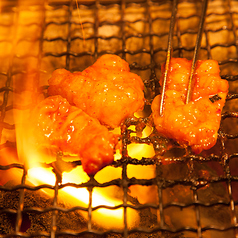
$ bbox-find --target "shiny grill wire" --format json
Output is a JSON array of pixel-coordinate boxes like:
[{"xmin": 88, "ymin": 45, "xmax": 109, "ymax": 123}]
[{"xmin": 0, "ymin": 0, "xmax": 238, "ymax": 237}]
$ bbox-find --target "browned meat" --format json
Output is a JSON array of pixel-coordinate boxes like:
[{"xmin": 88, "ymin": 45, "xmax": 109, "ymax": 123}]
[
  {"xmin": 48, "ymin": 54, "xmax": 145, "ymax": 128},
  {"xmin": 152, "ymin": 58, "xmax": 229, "ymax": 154},
  {"xmin": 30, "ymin": 95, "xmax": 118, "ymax": 175}
]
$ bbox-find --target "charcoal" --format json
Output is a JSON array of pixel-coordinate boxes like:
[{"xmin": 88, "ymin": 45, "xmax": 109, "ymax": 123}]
[{"xmin": 0, "ymin": 189, "xmax": 88, "ymax": 237}]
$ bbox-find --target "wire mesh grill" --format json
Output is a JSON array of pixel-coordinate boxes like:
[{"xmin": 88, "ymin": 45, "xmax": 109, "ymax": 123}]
[{"xmin": 0, "ymin": 0, "xmax": 238, "ymax": 237}]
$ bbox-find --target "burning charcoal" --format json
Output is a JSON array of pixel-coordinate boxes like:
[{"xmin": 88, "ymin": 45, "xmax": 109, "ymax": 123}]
[
  {"xmin": 0, "ymin": 190, "xmax": 30, "ymax": 234},
  {"xmin": 0, "ymin": 189, "xmax": 89, "ymax": 236},
  {"xmin": 0, "ymin": 213, "xmax": 14, "ymax": 235}
]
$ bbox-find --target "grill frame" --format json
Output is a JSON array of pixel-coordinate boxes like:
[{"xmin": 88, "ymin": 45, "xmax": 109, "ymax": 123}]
[{"xmin": 0, "ymin": 0, "xmax": 238, "ymax": 237}]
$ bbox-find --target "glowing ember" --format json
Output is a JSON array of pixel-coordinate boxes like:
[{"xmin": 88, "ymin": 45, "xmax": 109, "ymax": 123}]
[{"xmin": 27, "ymin": 166, "xmax": 139, "ymax": 230}]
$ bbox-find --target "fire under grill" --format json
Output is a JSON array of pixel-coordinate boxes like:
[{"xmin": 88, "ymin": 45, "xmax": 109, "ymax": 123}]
[{"xmin": 1, "ymin": 0, "xmax": 238, "ymax": 237}]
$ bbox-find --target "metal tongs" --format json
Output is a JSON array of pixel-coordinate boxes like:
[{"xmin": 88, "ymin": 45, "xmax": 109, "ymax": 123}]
[{"xmin": 159, "ymin": 0, "xmax": 209, "ymax": 116}]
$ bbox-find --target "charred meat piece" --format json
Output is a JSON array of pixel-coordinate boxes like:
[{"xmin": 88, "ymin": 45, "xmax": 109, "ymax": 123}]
[
  {"xmin": 31, "ymin": 95, "xmax": 118, "ymax": 175},
  {"xmin": 152, "ymin": 58, "xmax": 229, "ymax": 154},
  {"xmin": 48, "ymin": 54, "xmax": 145, "ymax": 128}
]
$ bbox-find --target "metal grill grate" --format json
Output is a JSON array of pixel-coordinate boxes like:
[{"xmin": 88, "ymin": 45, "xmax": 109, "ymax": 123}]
[{"xmin": 0, "ymin": 0, "xmax": 238, "ymax": 237}]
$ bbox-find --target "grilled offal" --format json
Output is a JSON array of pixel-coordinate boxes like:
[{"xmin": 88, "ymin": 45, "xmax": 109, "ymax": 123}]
[
  {"xmin": 152, "ymin": 58, "xmax": 229, "ymax": 154},
  {"xmin": 48, "ymin": 54, "xmax": 145, "ymax": 128},
  {"xmin": 31, "ymin": 95, "xmax": 118, "ymax": 175},
  {"xmin": 31, "ymin": 54, "xmax": 145, "ymax": 175}
]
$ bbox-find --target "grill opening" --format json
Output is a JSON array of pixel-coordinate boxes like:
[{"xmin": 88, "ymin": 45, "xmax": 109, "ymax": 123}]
[{"xmin": 0, "ymin": 0, "xmax": 238, "ymax": 237}]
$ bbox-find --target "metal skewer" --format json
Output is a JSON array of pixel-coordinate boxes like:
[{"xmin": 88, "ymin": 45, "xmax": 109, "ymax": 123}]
[
  {"xmin": 185, "ymin": 0, "xmax": 209, "ymax": 104},
  {"xmin": 159, "ymin": 0, "xmax": 178, "ymax": 116},
  {"xmin": 160, "ymin": 0, "xmax": 209, "ymax": 115}
]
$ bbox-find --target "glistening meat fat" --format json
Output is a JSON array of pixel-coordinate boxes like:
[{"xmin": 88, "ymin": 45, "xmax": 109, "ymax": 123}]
[
  {"xmin": 30, "ymin": 54, "xmax": 146, "ymax": 175},
  {"xmin": 31, "ymin": 95, "xmax": 118, "ymax": 175},
  {"xmin": 152, "ymin": 58, "xmax": 229, "ymax": 154},
  {"xmin": 48, "ymin": 54, "xmax": 145, "ymax": 128}
]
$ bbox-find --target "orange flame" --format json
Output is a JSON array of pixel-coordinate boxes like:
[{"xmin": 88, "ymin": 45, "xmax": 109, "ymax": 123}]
[
  {"xmin": 0, "ymin": 1, "xmax": 157, "ymax": 230},
  {"xmin": 12, "ymin": 86, "xmax": 155, "ymax": 229},
  {"xmin": 27, "ymin": 165, "xmax": 139, "ymax": 230},
  {"xmin": 13, "ymin": 79, "xmax": 141, "ymax": 229}
]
